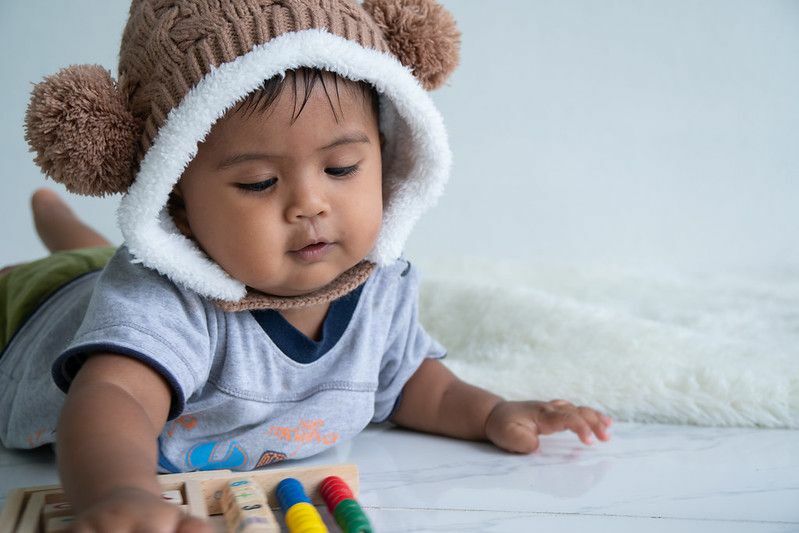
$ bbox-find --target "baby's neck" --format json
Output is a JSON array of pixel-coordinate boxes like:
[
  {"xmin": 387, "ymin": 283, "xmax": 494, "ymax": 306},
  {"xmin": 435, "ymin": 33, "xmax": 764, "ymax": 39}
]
[{"xmin": 278, "ymin": 301, "xmax": 331, "ymax": 342}]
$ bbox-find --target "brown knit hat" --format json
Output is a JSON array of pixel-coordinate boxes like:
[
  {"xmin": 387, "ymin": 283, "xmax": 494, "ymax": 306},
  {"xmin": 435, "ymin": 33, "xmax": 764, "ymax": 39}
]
[{"xmin": 24, "ymin": 0, "xmax": 460, "ymax": 310}]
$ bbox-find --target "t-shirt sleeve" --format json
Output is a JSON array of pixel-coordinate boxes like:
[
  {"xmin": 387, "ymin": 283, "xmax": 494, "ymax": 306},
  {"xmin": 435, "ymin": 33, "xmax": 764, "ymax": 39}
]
[
  {"xmin": 51, "ymin": 246, "xmax": 213, "ymax": 421},
  {"xmin": 372, "ymin": 260, "xmax": 447, "ymax": 423}
]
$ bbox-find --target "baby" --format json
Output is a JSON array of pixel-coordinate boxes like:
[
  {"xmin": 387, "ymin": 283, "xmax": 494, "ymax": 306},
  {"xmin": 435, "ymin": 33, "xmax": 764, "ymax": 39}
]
[{"xmin": 1, "ymin": 0, "xmax": 611, "ymax": 531}]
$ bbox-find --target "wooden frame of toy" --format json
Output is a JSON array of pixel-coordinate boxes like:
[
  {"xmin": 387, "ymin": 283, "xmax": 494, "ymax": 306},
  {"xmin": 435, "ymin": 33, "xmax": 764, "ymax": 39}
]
[{"xmin": 0, "ymin": 463, "xmax": 372, "ymax": 532}]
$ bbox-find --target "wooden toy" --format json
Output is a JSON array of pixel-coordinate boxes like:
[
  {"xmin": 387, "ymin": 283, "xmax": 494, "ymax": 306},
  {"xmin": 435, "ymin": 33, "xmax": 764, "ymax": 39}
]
[
  {"xmin": 0, "ymin": 463, "xmax": 360, "ymax": 533},
  {"xmin": 221, "ymin": 477, "xmax": 279, "ymax": 532}
]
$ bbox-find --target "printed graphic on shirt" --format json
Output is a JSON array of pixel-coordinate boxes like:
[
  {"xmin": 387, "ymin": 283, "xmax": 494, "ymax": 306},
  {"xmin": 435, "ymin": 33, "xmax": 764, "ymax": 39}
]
[
  {"xmin": 166, "ymin": 415, "xmax": 198, "ymax": 438},
  {"xmin": 186, "ymin": 440, "xmax": 249, "ymax": 470},
  {"xmin": 26, "ymin": 428, "xmax": 55, "ymax": 448},
  {"xmin": 268, "ymin": 418, "xmax": 340, "ymax": 458},
  {"xmin": 255, "ymin": 450, "xmax": 288, "ymax": 468}
]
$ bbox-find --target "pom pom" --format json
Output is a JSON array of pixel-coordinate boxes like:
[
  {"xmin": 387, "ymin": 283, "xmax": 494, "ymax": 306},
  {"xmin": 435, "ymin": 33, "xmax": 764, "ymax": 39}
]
[
  {"xmin": 24, "ymin": 64, "xmax": 141, "ymax": 197},
  {"xmin": 362, "ymin": 0, "xmax": 461, "ymax": 90}
]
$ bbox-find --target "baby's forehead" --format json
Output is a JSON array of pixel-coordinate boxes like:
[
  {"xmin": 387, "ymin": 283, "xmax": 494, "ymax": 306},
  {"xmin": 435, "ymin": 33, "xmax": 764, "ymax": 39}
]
[
  {"xmin": 193, "ymin": 77, "xmax": 379, "ymax": 160},
  {"xmin": 242, "ymin": 69, "xmax": 375, "ymax": 111},
  {"xmin": 216, "ymin": 72, "xmax": 378, "ymax": 132}
]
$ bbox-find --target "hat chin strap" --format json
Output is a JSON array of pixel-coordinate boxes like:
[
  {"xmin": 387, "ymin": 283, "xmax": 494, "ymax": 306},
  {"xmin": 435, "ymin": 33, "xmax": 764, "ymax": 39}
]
[{"xmin": 210, "ymin": 260, "xmax": 376, "ymax": 312}]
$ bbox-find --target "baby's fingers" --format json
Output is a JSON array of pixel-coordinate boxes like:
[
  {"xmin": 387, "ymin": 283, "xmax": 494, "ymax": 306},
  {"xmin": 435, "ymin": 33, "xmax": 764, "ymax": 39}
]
[
  {"xmin": 564, "ymin": 413, "xmax": 595, "ymax": 445},
  {"xmin": 177, "ymin": 515, "xmax": 215, "ymax": 533},
  {"xmin": 538, "ymin": 409, "xmax": 598, "ymax": 445},
  {"xmin": 578, "ymin": 407, "xmax": 612, "ymax": 442}
]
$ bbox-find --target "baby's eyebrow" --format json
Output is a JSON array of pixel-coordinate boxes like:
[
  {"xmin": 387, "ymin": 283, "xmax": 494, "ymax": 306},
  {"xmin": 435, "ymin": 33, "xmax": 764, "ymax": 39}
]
[{"xmin": 216, "ymin": 131, "xmax": 371, "ymax": 170}]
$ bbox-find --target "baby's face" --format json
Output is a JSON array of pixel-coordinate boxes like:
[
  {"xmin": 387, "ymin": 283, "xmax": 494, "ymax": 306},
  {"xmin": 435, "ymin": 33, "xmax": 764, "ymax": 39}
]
[{"xmin": 174, "ymin": 75, "xmax": 383, "ymax": 297}]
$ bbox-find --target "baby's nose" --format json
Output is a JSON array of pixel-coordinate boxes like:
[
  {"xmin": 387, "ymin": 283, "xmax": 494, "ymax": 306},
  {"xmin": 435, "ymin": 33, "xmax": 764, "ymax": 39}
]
[{"xmin": 285, "ymin": 182, "xmax": 330, "ymax": 221}]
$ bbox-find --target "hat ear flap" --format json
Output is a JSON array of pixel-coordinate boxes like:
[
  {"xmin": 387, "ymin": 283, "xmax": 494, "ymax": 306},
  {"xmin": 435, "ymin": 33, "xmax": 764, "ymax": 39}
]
[
  {"xmin": 362, "ymin": 0, "xmax": 461, "ymax": 91},
  {"xmin": 24, "ymin": 64, "xmax": 141, "ymax": 197}
]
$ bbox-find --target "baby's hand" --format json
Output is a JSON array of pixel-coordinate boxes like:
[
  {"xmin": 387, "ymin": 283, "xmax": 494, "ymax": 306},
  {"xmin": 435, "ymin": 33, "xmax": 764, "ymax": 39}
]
[
  {"xmin": 484, "ymin": 399, "xmax": 612, "ymax": 453},
  {"xmin": 70, "ymin": 486, "xmax": 213, "ymax": 532}
]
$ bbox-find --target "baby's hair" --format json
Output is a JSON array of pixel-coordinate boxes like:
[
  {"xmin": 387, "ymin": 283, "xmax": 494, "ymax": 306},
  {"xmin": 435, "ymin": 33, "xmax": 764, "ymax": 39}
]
[{"xmin": 232, "ymin": 67, "xmax": 380, "ymax": 124}]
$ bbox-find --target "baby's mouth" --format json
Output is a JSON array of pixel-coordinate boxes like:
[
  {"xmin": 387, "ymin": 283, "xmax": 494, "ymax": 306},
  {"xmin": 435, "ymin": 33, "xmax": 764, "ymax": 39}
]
[
  {"xmin": 297, "ymin": 242, "xmax": 329, "ymax": 252},
  {"xmin": 290, "ymin": 242, "xmax": 335, "ymax": 262},
  {"xmin": 290, "ymin": 237, "xmax": 333, "ymax": 252}
]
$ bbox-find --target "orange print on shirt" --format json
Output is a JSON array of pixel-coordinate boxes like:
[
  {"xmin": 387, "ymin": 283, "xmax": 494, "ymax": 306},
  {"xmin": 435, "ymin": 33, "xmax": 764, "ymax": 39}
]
[
  {"xmin": 26, "ymin": 428, "xmax": 54, "ymax": 448},
  {"xmin": 166, "ymin": 415, "xmax": 198, "ymax": 438},
  {"xmin": 268, "ymin": 419, "xmax": 340, "ymax": 457}
]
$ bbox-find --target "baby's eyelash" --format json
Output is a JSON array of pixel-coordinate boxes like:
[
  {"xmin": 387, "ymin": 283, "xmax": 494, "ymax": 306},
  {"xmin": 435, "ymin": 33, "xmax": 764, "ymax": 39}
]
[
  {"xmin": 326, "ymin": 165, "xmax": 360, "ymax": 177},
  {"xmin": 236, "ymin": 166, "xmax": 360, "ymax": 194},
  {"xmin": 237, "ymin": 177, "xmax": 277, "ymax": 193}
]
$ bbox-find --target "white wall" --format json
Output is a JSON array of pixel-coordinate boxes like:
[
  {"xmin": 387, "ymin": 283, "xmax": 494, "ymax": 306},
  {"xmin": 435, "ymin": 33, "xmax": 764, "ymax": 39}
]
[{"xmin": 2, "ymin": 1, "xmax": 797, "ymax": 274}]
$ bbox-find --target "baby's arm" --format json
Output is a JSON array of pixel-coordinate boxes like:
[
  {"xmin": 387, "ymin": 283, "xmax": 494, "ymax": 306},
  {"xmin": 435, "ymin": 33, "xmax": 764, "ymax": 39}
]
[
  {"xmin": 56, "ymin": 353, "xmax": 211, "ymax": 532},
  {"xmin": 390, "ymin": 358, "xmax": 612, "ymax": 453}
]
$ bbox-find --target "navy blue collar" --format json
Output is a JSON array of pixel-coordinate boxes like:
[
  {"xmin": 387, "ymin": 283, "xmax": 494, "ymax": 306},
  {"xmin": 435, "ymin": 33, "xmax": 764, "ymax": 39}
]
[{"xmin": 249, "ymin": 282, "xmax": 365, "ymax": 364}]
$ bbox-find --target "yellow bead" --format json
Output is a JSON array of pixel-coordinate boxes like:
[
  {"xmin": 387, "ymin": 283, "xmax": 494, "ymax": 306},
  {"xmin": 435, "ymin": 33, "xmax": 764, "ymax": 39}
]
[{"xmin": 284, "ymin": 502, "xmax": 327, "ymax": 532}]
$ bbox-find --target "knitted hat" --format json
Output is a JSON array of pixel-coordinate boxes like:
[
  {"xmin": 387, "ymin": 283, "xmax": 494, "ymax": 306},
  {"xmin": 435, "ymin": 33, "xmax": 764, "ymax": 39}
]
[{"xmin": 24, "ymin": 0, "xmax": 460, "ymax": 310}]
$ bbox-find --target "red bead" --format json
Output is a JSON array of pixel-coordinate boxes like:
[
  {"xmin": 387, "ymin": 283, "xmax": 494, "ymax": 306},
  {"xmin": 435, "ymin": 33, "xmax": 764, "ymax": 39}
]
[{"xmin": 320, "ymin": 475, "xmax": 354, "ymax": 514}]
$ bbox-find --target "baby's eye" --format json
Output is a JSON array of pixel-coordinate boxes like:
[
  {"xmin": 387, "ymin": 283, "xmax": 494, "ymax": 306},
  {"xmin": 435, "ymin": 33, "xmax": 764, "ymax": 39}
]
[
  {"xmin": 326, "ymin": 165, "xmax": 359, "ymax": 177},
  {"xmin": 237, "ymin": 177, "xmax": 277, "ymax": 193}
]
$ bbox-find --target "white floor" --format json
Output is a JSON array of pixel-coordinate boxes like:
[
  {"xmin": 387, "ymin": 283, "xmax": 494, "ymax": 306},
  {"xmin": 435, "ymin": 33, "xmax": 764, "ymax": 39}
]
[{"xmin": 1, "ymin": 422, "xmax": 797, "ymax": 532}]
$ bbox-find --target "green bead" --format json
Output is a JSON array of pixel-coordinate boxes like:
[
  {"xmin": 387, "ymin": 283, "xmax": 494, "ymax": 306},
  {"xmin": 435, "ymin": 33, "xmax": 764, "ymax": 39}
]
[{"xmin": 333, "ymin": 499, "xmax": 372, "ymax": 533}]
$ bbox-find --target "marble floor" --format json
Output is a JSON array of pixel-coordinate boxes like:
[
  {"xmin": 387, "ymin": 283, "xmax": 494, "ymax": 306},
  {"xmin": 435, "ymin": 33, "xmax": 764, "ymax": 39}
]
[{"xmin": 1, "ymin": 422, "xmax": 797, "ymax": 532}]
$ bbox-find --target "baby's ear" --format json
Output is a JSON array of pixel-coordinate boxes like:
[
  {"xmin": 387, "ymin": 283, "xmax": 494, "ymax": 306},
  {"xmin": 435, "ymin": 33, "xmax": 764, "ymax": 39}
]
[
  {"xmin": 170, "ymin": 182, "xmax": 184, "ymax": 200},
  {"xmin": 166, "ymin": 185, "xmax": 193, "ymax": 240}
]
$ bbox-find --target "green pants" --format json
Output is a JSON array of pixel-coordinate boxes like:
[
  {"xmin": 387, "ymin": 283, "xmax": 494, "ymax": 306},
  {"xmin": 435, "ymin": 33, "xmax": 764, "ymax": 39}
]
[{"xmin": 0, "ymin": 246, "xmax": 117, "ymax": 351}]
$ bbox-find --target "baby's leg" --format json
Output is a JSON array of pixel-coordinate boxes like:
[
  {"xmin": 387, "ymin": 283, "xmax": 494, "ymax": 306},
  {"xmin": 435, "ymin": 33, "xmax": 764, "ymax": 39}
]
[
  {"xmin": 0, "ymin": 264, "xmax": 22, "ymax": 276},
  {"xmin": 30, "ymin": 188, "xmax": 112, "ymax": 253}
]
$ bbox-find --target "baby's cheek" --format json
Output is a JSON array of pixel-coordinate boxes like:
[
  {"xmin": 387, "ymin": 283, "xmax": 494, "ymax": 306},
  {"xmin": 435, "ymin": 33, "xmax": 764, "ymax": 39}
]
[
  {"xmin": 342, "ymin": 195, "xmax": 381, "ymax": 249},
  {"xmin": 359, "ymin": 209, "xmax": 382, "ymax": 255}
]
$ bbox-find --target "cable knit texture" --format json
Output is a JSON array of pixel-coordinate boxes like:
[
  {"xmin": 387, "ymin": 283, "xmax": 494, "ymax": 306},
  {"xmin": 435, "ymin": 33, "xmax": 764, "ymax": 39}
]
[
  {"xmin": 119, "ymin": 0, "xmax": 396, "ymax": 183},
  {"xmin": 25, "ymin": 0, "xmax": 461, "ymax": 197}
]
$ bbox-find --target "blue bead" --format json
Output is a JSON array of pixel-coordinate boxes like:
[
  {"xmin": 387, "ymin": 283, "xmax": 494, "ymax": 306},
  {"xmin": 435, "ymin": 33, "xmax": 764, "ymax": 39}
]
[{"xmin": 276, "ymin": 477, "xmax": 311, "ymax": 511}]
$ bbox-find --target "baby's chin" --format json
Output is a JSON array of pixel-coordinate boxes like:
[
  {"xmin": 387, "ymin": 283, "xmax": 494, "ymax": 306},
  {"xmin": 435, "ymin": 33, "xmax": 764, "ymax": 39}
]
[{"xmin": 246, "ymin": 266, "xmax": 351, "ymax": 297}]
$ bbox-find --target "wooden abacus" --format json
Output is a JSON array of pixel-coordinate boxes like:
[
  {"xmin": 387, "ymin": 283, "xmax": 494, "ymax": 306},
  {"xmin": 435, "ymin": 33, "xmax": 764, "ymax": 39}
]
[{"xmin": 0, "ymin": 463, "xmax": 360, "ymax": 532}]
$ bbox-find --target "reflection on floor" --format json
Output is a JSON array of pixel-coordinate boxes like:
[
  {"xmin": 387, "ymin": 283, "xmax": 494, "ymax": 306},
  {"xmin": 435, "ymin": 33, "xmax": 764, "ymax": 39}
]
[{"xmin": 2, "ymin": 422, "xmax": 797, "ymax": 532}]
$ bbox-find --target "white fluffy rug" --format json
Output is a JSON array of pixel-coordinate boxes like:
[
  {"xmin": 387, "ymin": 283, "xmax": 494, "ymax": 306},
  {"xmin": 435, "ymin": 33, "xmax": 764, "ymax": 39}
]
[{"xmin": 416, "ymin": 257, "xmax": 799, "ymax": 429}]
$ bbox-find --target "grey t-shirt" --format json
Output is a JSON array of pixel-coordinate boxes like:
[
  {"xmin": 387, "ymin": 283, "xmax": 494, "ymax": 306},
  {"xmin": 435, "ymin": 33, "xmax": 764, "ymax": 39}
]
[{"xmin": 0, "ymin": 245, "xmax": 446, "ymax": 472}]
